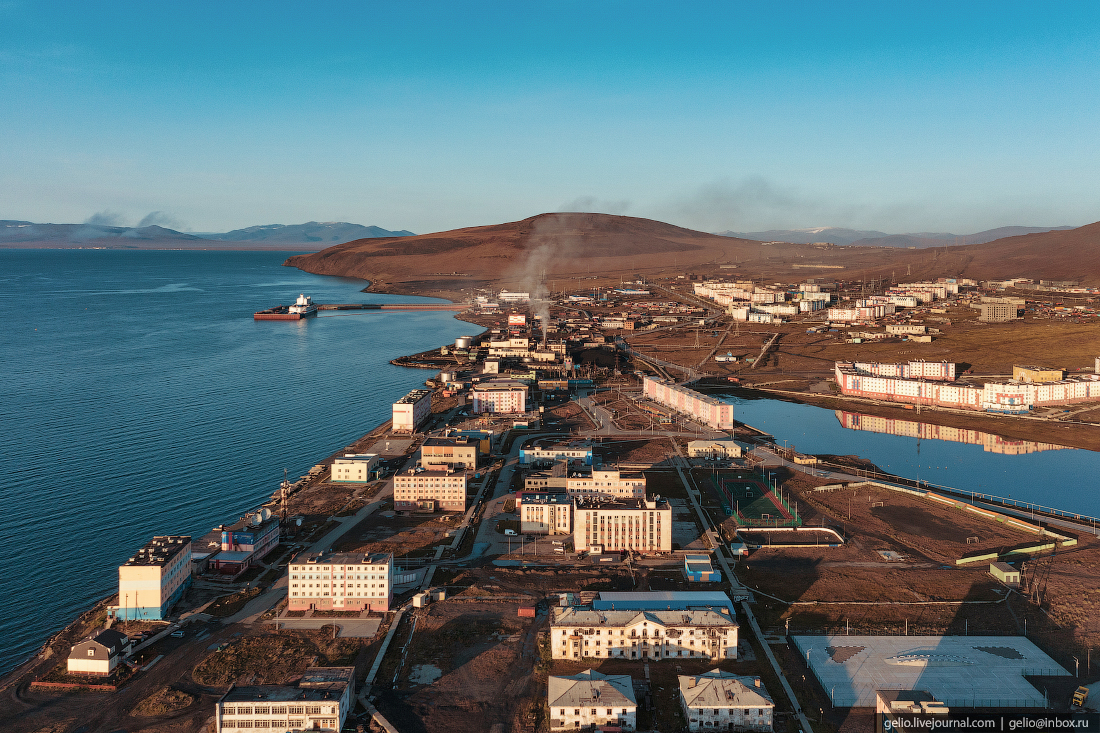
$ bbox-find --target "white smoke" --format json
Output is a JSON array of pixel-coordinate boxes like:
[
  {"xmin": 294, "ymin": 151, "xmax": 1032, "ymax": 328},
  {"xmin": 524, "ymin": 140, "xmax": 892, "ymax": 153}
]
[{"xmin": 510, "ymin": 214, "xmax": 586, "ymax": 343}]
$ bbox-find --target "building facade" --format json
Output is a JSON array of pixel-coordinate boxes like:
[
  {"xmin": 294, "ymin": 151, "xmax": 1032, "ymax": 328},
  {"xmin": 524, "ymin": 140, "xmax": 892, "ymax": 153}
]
[
  {"xmin": 517, "ymin": 491, "xmax": 574, "ymax": 535},
  {"xmin": 211, "ymin": 512, "xmax": 280, "ymax": 577},
  {"xmin": 393, "ymin": 468, "xmax": 467, "ymax": 512},
  {"xmin": 573, "ymin": 497, "xmax": 672, "ymax": 554},
  {"xmin": 287, "ymin": 552, "xmax": 392, "ymax": 612},
  {"xmin": 548, "ymin": 669, "xmax": 637, "ymax": 731},
  {"xmin": 330, "ymin": 453, "xmax": 379, "ymax": 482},
  {"xmin": 520, "ymin": 445, "xmax": 594, "ymax": 465},
  {"xmin": 215, "ymin": 667, "xmax": 354, "ymax": 733},
  {"xmin": 687, "ymin": 440, "xmax": 743, "ymax": 459},
  {"xmin": 115, "ymin": 535, "xmax": 192, "ymax": 620},
  {"xmin": 67, "ymin": 629, "xmax": 131, "ymax": 676},
  {"xmin": 679, "ymin": 669, "xmax": 774, "ymax": 732},
  {"xmin": 472, "ymin": 380, "xmax": 529, "ymax": 414},
  {"xmin": 642, "ymin": 376, "xmax": 735, "ymax": 430},
  {"xmin": 552, "ymin": 607, "xmax": 738, "ymax": 661},
  {"xmin": 392, "ymin": 389, "xmax": 433, "ymax": 432},
  {"xmin": 420, "ymin": 436, "xmax": 478, "ymax": 470}
]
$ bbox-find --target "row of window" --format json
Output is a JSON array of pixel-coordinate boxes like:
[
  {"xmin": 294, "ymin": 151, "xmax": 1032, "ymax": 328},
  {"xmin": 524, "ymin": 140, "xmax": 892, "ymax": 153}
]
[
  {"xmin": 220, "ymin": 720, "xmax": 337, "ymax": 729},
  {"xmin": 291, "ymin": 583, "xmax": 386, "ymax": 588},
  {"xmin": 222, "ymin": 704, "xmax": 332, "ymax": 714},
  {"xmin": 291, "ymin": 591, "xmax": 385, "ymax": 597},
  {"xmin": 559, "ymin": 627, "xmax": 727, "ymax": 637},
  {"xmin": 557, "ymin": 708, "xmax": 631, "ymax": 716},
  {"xmin": 692, "ymin": 708, "xmax": 768, "ymax": 716},
  {"xmin": 289, "ymin": 573, "xmax": 386, "ymax": 579}
]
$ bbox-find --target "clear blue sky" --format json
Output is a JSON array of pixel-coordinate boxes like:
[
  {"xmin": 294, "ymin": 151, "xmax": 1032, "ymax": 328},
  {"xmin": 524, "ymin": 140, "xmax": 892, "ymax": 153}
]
[{"xmin": 2, "ymin": 1, "xmax": 1098, "ymax": 234}]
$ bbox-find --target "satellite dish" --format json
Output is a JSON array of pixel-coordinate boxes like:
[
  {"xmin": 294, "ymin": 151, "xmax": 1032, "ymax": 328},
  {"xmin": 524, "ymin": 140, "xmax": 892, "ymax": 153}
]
[
  {"xmin": 251, "ymin": 513, "xmax": 263, "ymax": 526},
  {"xmin": 261, "ymin": 508, "xmax": 272, "ymax": 521},
  {"xmin": 296, "ymin": 517, "xmax": 303, "ymax": 527}
]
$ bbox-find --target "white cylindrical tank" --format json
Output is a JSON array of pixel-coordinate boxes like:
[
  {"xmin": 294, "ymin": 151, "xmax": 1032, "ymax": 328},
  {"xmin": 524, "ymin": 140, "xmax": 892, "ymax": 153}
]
[{"xmin": 455, "ymin": 336, "xmax": 474, "ymax": 349}]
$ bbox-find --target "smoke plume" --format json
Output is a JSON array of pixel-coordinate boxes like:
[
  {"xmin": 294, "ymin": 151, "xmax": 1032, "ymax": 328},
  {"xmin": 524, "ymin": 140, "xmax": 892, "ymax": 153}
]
[{"xmin": 138, "ymin": 211, "xmax": 188, "ymax": 230}]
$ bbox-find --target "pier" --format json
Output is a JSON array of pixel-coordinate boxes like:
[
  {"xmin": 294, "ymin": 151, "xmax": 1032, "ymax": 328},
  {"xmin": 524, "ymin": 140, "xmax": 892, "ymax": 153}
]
[{"xmin": 318, "ymin": 303, "xmax": 467, "ymax": 311}]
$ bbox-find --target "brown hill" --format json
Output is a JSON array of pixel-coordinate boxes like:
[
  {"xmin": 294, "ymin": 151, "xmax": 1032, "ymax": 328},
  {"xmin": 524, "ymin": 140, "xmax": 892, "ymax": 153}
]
[{"xmin": 285, "ymin": 213, "xmax": 1100, "ymax": 298}]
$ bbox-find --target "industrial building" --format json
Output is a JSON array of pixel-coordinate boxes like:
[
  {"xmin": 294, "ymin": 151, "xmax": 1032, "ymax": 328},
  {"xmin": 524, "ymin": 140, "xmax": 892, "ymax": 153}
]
[
  {"xmin": 687, "ymin": 439, "xmax": 743, "ymax": 459},
  {"xmin": 990, "ymin": 561, "xmax": 1021, "ymax": 587},
  {"xmin": 287, "ymin": 552, "xmax": 393, "ymax": 612},
  {"xmin": 330, "ymin": 453, "xmax": 379, "ymax": 483},
  {"xmin": 573, "ymin": 496, "xmax": 672, "ymax": 553},
  {"xmin": 113, "ymin": 535, "xmax": 192, "ymax": 621},
  {"xmin": 643, "ymin": 376, "xmax": 735, "ymax": 430},
  {"xmin": 210, "ymin": 510, "xmax": 280, "ymax": 578},
  {"xmin": 420, "ymin": 436, "xmax": 478, "ymax": 470},
  {"xmin": 679, "ymin": 669, "xmax": 774, "ymax": 732},
  {"xmin": 214, "ymin": 667, "xmax": 355, "ymax": 733},
  {"xmin": 393, "ymin": 467, "xmax": 468, "ymax": 512},
  {"xmin": 551, "ymin": 606, "xmax": 738, "ymax": 660},
  {"xmin": 67, "ymin": 629, "xmax": 131, "ymax": 676},
  {"xmin": 471, "ymin": 379, "xmax": 528, "ymax": 414},
  {"xmin": 548, "ymin": 669, "xmax": 637, "ymax": 731},
  {"xmin": 392, "ymin": 388, "xmax": 433, "ymax": 432}
]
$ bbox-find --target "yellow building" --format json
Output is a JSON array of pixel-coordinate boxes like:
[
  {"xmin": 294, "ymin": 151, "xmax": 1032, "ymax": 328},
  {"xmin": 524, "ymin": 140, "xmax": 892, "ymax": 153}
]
[{"xmin": 1012, "ymin": 365, "xmax": 1065, "ymax": 383}]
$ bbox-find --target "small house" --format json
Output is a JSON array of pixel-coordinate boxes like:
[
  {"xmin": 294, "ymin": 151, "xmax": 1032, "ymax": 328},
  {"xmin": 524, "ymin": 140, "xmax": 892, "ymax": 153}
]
[
  {"xmin": 683, "ymin": 554, "xmax": 719, "ymax": 582},
  {"xmin": 67, "ymin": 629, "xmax": 131, "ymax": 676},
  {"xmin": 990, "ymin": 562, "xmax": 1020, "ymax": 587}
]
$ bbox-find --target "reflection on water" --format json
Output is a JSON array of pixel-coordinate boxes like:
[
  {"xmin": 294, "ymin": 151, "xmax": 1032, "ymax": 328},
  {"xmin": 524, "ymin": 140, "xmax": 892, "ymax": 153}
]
[{"xmin": 835, "ymin": 410, "xmax": 1070, "ymax": 455}]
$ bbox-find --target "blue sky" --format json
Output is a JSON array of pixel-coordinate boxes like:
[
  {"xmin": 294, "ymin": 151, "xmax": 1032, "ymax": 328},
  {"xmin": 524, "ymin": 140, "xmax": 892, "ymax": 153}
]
[{"xmin": 2, "ymin": 1, "xmax": 1098, "ymax": 234}]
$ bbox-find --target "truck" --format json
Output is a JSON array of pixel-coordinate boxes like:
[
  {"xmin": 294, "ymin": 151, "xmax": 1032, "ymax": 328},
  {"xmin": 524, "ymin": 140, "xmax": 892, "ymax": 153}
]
[{"xmin": 1072, "ymin": 686, "xmax": 1089, "ymax": 710}]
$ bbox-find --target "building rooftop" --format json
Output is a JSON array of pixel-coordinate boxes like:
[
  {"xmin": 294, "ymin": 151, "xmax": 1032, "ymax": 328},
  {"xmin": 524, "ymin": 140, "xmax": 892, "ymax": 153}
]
[
  {"xmin": 397, "ymin": 467, "xmax": 466, "ymax": 478},
  {"xmin": 423, "ymin": 436, "xmax": 474, "ymax": 448},
  {"xmin": 548, "ymin": 669, "xmax": 636, "ymax": 709},
  {"xmin": 291, "ymin": 551, "xmax": 392, "ymax": 567},
  {"xmin": 122, "ymin": 535, "xmax": 190, "ymax": 567},
  {"xmin": 395, "ymin": 389, "xmax": 431, "ymax": 404},
  {"xmin": 517, "ymin": 490, "xmax": 572, "ymax": 505},
  {"xmin": 554, "ymin": 607, "xmax": 736, "ymax": 628},
  {"xmin": 593, "ymin": 591, "xmax": 735, "ymax": 615},
  {"xmin": 334, "ymin": 453, "xmax": 378, "ymax": 462},
  {"xmin": 574, "ymin": 497, "xmax": 668, "ymax": 510},
  {"xmin": 679, "ymin": 669, "xmax": 773, "ymax": 709}
]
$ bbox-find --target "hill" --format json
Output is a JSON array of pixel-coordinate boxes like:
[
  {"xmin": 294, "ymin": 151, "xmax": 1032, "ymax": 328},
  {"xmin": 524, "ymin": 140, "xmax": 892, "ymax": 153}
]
[
  {"xmin": 287, "ymin": 213, "xmax": 1100, "ymax": 297},
  {"xmin": 722, "ymin": 225, "xmax": 1074, "ymax": 248},
  {"xmin": 208, "ymin": 221, "xmax": 414, "ymax": 244}
]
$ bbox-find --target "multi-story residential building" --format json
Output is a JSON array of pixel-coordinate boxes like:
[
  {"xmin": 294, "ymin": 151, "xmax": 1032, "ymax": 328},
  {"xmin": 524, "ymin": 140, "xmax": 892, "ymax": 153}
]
[
  {"xmin": 642, "ymin": 376, "xmax": 735, "ymax": 430},
  {"xmin": 215, "ymin": 667, "xmax": 354, "ymax": 733},
  {"xmin": 114, "ymin": 535, "xmax": 192, "ymax": 620},
  {"xmin": 679, "ymin": 669, "xmax": 774, "ymax": 732},
  {"xmin": 472, "ymin": 380, "xmax": 528, "ymax": 413},
  {"xmin": 573, "ymin": 497, "xmax": 672, "ymax": 554},
  {"xmin": 67, "ymin": 629, "xmax": 131, "ymax": 676},
  {"xmin": 517, "ymin": 491, "xmax": 574, "ymax": 535},
  {"xmin": 287, "ymin": 551, "xmax": 392, "ymax": 612},
  {"xmin": 330, "ymin": 453, "xmax": 379, "ymax": 482},
  {"xmin": 393, "ymin": 468, "xmax": 467, "ymax": 512},
  {"xmin": 524, "ymin": 465, "xmax": 646, "ymax": 500},
  {"xmin": 551, "ymin": 606, "xmax": 738, "ymax": 661},
  {"xmin": 210, "ymin": 511, "xmax": 280, "ymax": 578},
  {"xmin": 548, "ymin": 669, "xmax": 637, "ymax": 731},
  {"xmin": 519, "ymin": 445, "xmax": 593, "ymax": 465},
  {"xmin": 392, "ymin": 389, "xmax": 433, "ymax": 432},
  {"xmin": 420, "ymin": 436, "xmax": 478, "ymax": 471}
]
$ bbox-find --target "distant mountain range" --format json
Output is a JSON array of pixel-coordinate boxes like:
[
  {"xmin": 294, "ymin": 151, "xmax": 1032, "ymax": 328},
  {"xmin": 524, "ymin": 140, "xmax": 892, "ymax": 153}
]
[
  {"xmin": 717, "ymin": 225, "xmax": 1075, "ymax": 248},
  {"xmin": 0, "ymin": 220, "xmax": 414, "ymax": 249}
]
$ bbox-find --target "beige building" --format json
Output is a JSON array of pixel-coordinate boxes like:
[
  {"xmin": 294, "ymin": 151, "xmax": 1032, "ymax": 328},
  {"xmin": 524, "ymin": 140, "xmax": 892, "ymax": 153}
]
[
  {"xmin": 548, "ymin": 669, "xmax": 637, "ymax": 731},
  {"xmin": 472, "ymin": 379, "xmax": 528, "ymax": 413},
  {"xmin": 574, "ymin": 497, "xmax": 672, "ymax": 554},
  {"xmin": 67, "ymin": 629, "xmax": 131, "ymax": 676},
  {"xmin": 393, "ymin": 468, "xmax": 467, "ymax": 511},
  {"xmin": 330, "ymin": 453, "xmax": 379, "ymax": 483},
  {"xmin": 525, "ymin": 464, "xmax": 646, "ymax": 501},
  {"xmin": 287, "ymin": 551, "xmax": 392, "ymax": 612},
  {"xmin": 215, "ymin": 667, "xmax": 354, "ymax": 733},
  {"xmin": 551, "ymin": 607, "xmax": 738, "ymax": 661},
  {"xmin": 420, "ymin": 436, "xmax": 478, "ymax": 470},
  {"xmin": 1012, "ymin": 365, "xmax": 1065, "ymax": 383},
  {"xmin": 679, "ymin": 669, "xmax": 774, "ymax": 732},
  {"xmin": 687, "ymin": 440, "xmax": 743, "ymax": 459},
  {"xmin": 976, "ymin": 301, "xmax": 1021, "ymax": 322},
  {"xmin": 113, "ymin": 535, "xmax": 192, "ymax": 621},
  {"xmin": 517, "ymin": 491, "xmax": 574, "ymax": 535}
]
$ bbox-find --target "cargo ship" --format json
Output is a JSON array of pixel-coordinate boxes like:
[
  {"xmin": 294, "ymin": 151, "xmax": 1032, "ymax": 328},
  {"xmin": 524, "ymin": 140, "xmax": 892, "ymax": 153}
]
[{"xmin": 254, "ymin": 294, "xmax": 319, "ymax": 321}]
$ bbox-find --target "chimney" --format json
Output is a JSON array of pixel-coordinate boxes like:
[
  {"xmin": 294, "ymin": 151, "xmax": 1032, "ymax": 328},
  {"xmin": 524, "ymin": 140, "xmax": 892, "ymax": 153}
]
[{"xmin": 755, "ymin": 677, "xmax": 761, "ymax": 688}]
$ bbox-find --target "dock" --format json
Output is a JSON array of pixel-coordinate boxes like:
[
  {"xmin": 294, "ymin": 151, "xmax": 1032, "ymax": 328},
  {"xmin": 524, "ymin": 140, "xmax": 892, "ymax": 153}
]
[{"xmin": 254, "ymin": 302, "xmax": 467, "ymax": 320}]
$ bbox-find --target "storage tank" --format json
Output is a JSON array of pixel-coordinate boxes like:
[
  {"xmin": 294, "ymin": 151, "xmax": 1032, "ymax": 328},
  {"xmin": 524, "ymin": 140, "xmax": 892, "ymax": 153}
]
[{"xmin": 455, "ymin": 335, "xmax": 474, "ymax": 349}]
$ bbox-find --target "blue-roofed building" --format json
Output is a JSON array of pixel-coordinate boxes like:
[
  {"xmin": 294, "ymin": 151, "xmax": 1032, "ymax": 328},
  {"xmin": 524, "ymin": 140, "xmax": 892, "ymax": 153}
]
[{"xmin": 592, "ymin": 591, "xmax": 735, "ymax": 616}]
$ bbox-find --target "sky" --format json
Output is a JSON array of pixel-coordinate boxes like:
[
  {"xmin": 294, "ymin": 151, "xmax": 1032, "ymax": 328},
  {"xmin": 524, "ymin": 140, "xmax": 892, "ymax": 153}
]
[{"xmin": 2, "ymin": 1, "xmax": 1099, "ymax": 235}]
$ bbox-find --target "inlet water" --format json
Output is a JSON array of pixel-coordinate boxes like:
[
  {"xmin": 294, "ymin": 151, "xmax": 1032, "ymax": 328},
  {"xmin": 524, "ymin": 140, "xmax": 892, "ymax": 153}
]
[{"xmin": 0, "ymin": 249, "xmax": 472, "ymax": 674}]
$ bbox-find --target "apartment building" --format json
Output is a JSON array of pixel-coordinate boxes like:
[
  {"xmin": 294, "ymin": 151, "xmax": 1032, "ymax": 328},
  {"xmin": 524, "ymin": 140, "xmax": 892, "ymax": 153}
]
[
  {"xmin": 393, "ymin": 468, "xmax": 468, "ymax": 512},
  {"xmin": 517, "ymin": 491, "xmax": 574, "ymax": 535},
  {"xmin": 523, "ymin": 465, "xmax": 646, "ymax": 501},
  {"xmin": 330, "ymin": 453, "xmax": 379, "ymax": 483},
  {"xmin": 519, "ymin": 444, "xmax": 594, "ymax": 465},
  {"xmin": 679, "ymin": 669, "xmax": 774, "ymax": 732},
  {"xmin": 573, "ymin": 497, "xmax": 672, "ymax": 554},
  {"xmin": 215, "ymin": 667, "xmax": 354, "ymax": 733},
  {"xmin": 420, "ymin": 436, "xmax": 478, "ymax": 471},
  {"xmin": 392, "ymin": 389, "xmax": 433, "ymax": 432},
  {"xmin": 551, "ymin": 606, "xmax": 738, "ymax": 661},
  {"xmin": 114, "ymin": 535, "xmax": 192, "ymax": 621},
  {"xmin": 548, "ymin": 669, "xmax": 637, "ymax": 731},
  {"xmin": 472, "ymin": 379, "xmax": 528, "ymax": 414},
  {"xmin": 287, "ymin": 551, "xmax": 392, "ymax": 612}
]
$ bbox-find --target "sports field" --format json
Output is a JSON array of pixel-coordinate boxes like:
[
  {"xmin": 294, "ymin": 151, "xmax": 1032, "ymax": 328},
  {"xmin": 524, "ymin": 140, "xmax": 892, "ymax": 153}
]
[{"xmin": 717, "ymin": 476, "xmax": 797, "ymax": 526}]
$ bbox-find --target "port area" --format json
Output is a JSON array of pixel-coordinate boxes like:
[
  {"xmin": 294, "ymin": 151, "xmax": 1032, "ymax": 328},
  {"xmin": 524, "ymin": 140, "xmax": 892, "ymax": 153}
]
[{"xmin": 255, "ymin": 302, "xmax": 468, "ymax": 319}]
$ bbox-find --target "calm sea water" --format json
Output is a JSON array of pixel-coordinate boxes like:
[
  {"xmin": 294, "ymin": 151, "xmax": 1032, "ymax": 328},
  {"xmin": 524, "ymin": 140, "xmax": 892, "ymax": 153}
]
[
  {"xmin": 0, "ymin": 249, "xmax": 473, "ymax": 674},
  {"xmin": 721, "ymin": 393, "xmax": 1100, "ymax": 517}
]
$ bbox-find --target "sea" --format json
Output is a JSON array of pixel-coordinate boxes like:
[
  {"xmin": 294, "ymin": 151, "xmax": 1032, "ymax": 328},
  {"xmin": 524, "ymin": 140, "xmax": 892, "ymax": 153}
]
[{"xmin": 0, "ymin": 249, "xmax": 473, "ymax": 675}]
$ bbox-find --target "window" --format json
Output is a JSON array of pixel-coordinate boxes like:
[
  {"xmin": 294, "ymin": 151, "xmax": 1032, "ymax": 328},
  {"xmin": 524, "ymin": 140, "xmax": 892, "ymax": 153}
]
[{"xmin": 87, "ymin": 649, "xmax": 95, "ymax": 657}]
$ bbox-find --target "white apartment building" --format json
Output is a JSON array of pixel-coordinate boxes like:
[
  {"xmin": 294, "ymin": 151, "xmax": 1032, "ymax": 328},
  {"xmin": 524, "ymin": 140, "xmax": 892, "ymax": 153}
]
[
  {"xmin": 548, "ymin": 669, "xmax": 637, "ymax": 731},
  {"xmin": 573, "ymin": 497, "xmax": 672, "ymax": 554},
  {"xmin": 215, "ymin": 667, "xmax": 354, "ymax": 733},
  {"xmin": 392, "ymin": 389, "xmax": 432, "ymax": 432},
  {"xmin": 330, "ymin": 453, "xmax": 379, "ymax": 482},
  {"xmin": 517, "ymin": 491, "xmax": 574, "ymax": 535},
  {"xmin": 567, "ymin": 469, "xmax": 646, "ymax": 500},
  {"xmin": 472, "ymin": 379, "xmax": 528, "ymax": 414},
  {"xmin": 679, "ymin": 669, "xmax": 774, "ymax": 732},
  {"xmin": 393, "ymin": 468, "xmax": 467, "ymax": 512},
  {"xmin": 552, "ymin": 607, "xmax": 738, "ymax": 661},
  {"xmin": 520, "ymin": 445, "xmax": 593, "ymax": 465},
  {"xmin": 67, "ymin": 629, "xmax": 131, "ymax": 676},
  {"xmin": 114, "ymin": 535, "xmax": 192, "ymax": 621},
  {"xmin": 287, "ymin": 551, "xmax": 393, "ymax": 612}
]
